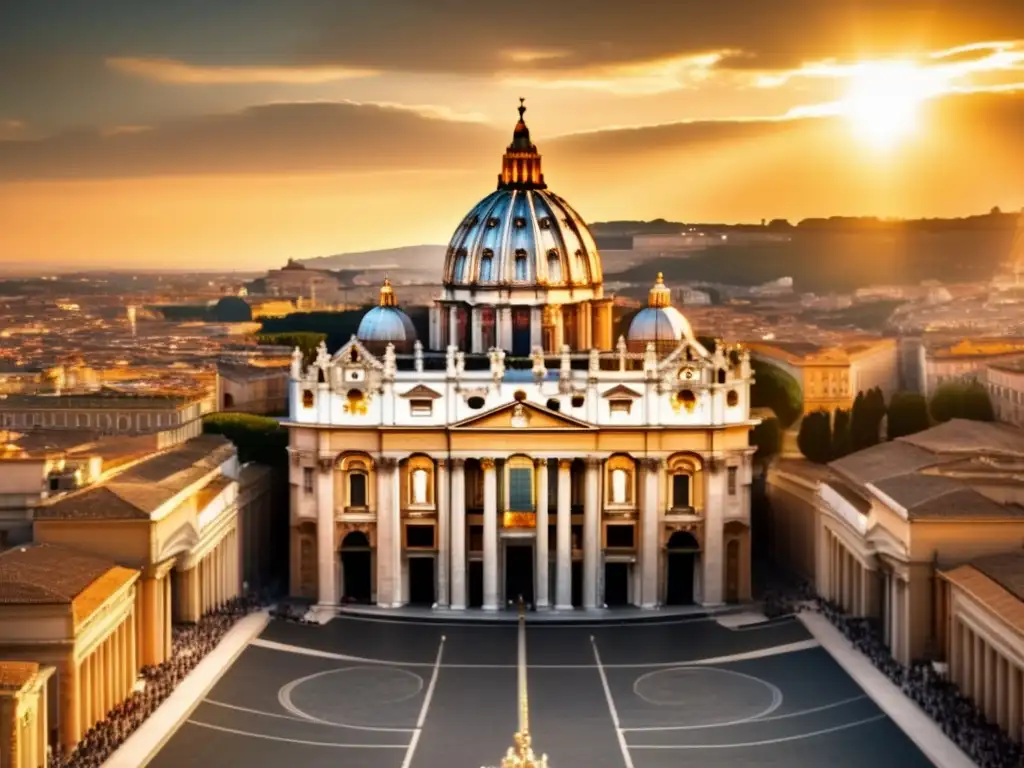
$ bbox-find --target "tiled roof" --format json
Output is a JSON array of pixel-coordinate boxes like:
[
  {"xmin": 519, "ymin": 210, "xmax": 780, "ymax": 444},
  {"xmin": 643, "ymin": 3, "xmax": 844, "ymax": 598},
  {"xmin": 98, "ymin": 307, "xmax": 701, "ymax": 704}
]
[
  {"xmin": 908, "ymin": 488, "xmax": 1024, "ymax": 520},
  {"xmin": 830, "ymin": 440, "xmax": 938, "ymax": 485},
  {"xmin": 0, "ymin": 661, "xmax": 40, "ymax": 691},
  {"xmin": 71, "ymin": 566, "xmax": 138, "ymax": 628},
  {"xmin": 0, "ymin": 544, "xmax": 120, "ymax": 605},
  {"xmin": 36, "ymin": 434, "xmax": 235, "ymax": 521},
  {"xmin": 943, "ymin": 563, "xmax": 1024, "ymax": 638},
  {"xmin": 968, "ymin": 552, "xmax": 1024, "ymax": 602},
  {"xmin": 899, "ymin": 419, "xmax": 1024, "ymax": 457}
]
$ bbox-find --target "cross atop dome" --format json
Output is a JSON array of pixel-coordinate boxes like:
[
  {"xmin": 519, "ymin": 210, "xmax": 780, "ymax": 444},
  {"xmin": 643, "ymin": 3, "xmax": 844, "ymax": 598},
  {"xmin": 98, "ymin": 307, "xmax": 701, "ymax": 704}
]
[{"xmin": 499, "ymin": 98, "xmax": 546, "ymax": 190}]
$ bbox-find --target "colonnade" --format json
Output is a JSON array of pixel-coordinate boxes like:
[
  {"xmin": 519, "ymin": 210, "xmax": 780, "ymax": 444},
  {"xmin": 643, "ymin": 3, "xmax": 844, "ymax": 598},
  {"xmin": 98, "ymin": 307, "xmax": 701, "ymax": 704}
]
[
  {"xmin": 176, "ymin": 525, "xmax": 242, "ymax": 624},
  {"xmin": 824, "ymin": 528, "xmax": 872, "ymax": 616},
  {"xmin": 951, "ymin": 618, "xmax": 1024, "ymax": 742},
  {"xmin": 64, "ymin": 606, "xmax": 138, "ymax": 748}
]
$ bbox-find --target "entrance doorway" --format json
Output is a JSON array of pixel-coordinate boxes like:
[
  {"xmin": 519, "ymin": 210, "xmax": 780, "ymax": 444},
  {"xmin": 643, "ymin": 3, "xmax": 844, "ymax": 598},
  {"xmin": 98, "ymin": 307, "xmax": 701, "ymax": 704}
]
[
  {"xmin": 469, "ymin": 561, "xmax": 484, "ymax": 608},
  {"xmin": 504, "ymin": 544, "xmax": 534, "ymax": 606},
  {"xmin": 725, "ymin": 539, "xmax": 740, "ymax": 603},
  {"xmin": 604, "ymin": 562, "xmax": 630, "ymax": 607},
  {"xmin": 340, "ymin": 531, "xmax": 372, "ymax": 603},
  {"xmin": 408, "ymin": 557, "xmax": 435, "ymax": 606},
  {"xmin": 666, "ymin": 531, "xmax": 699, "ymax": 605}
]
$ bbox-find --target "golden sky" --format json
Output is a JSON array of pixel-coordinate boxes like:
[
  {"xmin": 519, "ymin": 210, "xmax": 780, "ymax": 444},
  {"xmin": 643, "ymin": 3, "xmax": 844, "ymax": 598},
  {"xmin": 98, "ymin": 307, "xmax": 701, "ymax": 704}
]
[{"xmin": 1, "ymin": 1, "xmax": 1023, "ymax": 270}]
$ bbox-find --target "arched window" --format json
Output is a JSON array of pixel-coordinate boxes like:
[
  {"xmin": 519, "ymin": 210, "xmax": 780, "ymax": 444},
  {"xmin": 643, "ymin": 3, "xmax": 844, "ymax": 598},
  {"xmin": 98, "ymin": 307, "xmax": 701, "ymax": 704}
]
[
  {"xmin": 514, "ymin": 250, "xmax": 529, "ymax": 281},
  {"xmin": 672, "ymin": 473, "xmax": 691, "ymax": 509},
  {"xmin": 302, "ymin": 389, "xmax": 314, "ymax": 408},
  {"xmin": 547, "ymin": 250, "xmax": 561, "ymax": 282},
  {"xmin": 349, "ymin": 471, "xmax": 367, "ymax": 508},
  {"xmin": 453, "ymin": 251, "xmax": 468, "ymax": 280},
  {"xmin": 717, "ymin": 369, "xmax": 727, "ymax": 384},
  {"xmin": 611, "ymin": 468, "xmax": 630, "ymax": 504},
  {"xmin": 411, "ymin": 468, "xmax": 429, "ymax": 505},
  {"xmin": 480, "ymin": 252, "xmax": 494, "ymax": 281}
]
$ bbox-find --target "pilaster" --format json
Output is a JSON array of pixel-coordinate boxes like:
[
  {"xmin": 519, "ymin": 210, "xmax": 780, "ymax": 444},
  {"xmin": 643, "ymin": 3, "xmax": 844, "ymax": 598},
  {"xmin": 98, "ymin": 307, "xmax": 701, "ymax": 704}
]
[
  {"xmin": 436, "ymin": 458, "xmax": 450, "ymax": 608},
  {"xmin": 482, "ymin": 458, "xmax": 499, "ymax": 610},
  {"xmin": 555, "ymin": 459, "xmax": 573, "ymax": 610},
  {"xmin": 450, "ymin": 459, "xmax": 467, "ymax": 609},
  {"xmin": 583, "ymin": 457, "xmax": 601, "ymax": 609},
  {"xmin": 534, "ymin": 458, "xmax": 550, "ymax": 609},
  {"xmin": 315, "ymin": 457, "xmax": 337, "ymax": 608},
  {"xmin": 640, "ymin": 458, "xmax": 661, "ymax": 608}
]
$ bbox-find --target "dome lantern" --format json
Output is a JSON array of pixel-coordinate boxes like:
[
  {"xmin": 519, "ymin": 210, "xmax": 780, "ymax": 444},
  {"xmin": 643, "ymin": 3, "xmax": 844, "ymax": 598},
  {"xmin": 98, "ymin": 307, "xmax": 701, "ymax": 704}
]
[{"xmin": 497, "ymin": 99, "xmax": 546, "ymax": 191}]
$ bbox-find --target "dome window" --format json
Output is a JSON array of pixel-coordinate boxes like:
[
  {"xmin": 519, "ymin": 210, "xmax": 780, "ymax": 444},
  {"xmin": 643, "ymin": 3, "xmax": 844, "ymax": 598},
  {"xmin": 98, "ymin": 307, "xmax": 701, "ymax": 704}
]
[
  {"xmin": 479, "ymin": 252, "xmax": 494, "ymax": 282},
  {"xmin": 539, "ymin": 217, "xmax": 552, "ymax": 230},
  {"xmin": 727, "ymin": 390, "xmax": 739, "ymax": 407},
  {"xmin": 547, "ymin": 250, "xmax": 561, "ymax": 282},
  {"xmin": 487, "ymin": 217, "xmax": 500, "ymax": 229},
  {"xmin": 514, "ymin": 250, "xmax": 529, "ymax": 281},
  {"xmin": 514, "ymin": 216, "xmax": 527, "ymax": 229},
  {"xmin": 453, "ymin": 248, "xmax": 468, "ymax": 280}
]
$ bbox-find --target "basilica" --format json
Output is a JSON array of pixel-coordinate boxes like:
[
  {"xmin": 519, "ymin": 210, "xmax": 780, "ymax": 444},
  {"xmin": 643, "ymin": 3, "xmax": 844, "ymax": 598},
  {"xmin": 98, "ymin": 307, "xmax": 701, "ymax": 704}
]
[{"xmin": 285, "ymin": 103, "xmax": 758, "ymax": 613}]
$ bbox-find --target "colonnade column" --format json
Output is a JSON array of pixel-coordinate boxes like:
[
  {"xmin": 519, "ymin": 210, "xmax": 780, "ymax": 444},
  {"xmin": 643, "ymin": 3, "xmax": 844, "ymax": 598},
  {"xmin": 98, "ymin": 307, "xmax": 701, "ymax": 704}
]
[
  {"xmin": 555, "ymin": 459, "xmax": 573, "ymax": 609},
  {"xmin": 315, "ymin": 459, "xmax": 337, "ymax": 608},
  {"xmin": 79, "ymin": 657, "xmax": 91, "ymax": 735},
  {"xmin": 1010, "ymin": 666, "xmax": 1022, "ymax": 742},
  {"xmin": 498, "ymin": 307, "xmax": 513, "ymax": 351},
  {"xmin": 61, "ymin": 660, "xmax": 79, "ymax": 750},
  {"xmin": 450, "ymin": 459, "xmax": 467, "ymax": 610},
  {"xmin": 530, "ymin": 307, "xmax": 543, "ymax": 351},
  {"xmin": 470, "ymin": 307, "xmax": 483, "ymax": 354},
  {"xmin": 551, "ymin": 307, "xmax": 564, "ymax": 353},
  {"xmin": 448, "ymin": 305, "xmax": 459, "ymax": 348},
  {"xmin": 534, "ymin": 459, "xmax": 550, "ymax": 609},
  {"xmin": 436, "ymin": 459, "xmax": 450, "ymax": 608},
  {"xmin": 376, "ymin": 458, "xmax": 399, "ymax": 607},
  {"xmin": 482, "ymin": 458, "xmax": 499, "ymax": 610},
  {"xmin": 997, "ymin": 656, "xmax": 1009, "ymax": 731},
  {"xmin": 128, "ymin": 606, "xmax": 138, "ymax": 689},
  {"xmin": 640, "ymin": 458, "xmax": 660, "ymax": 608},
  {"xmin": 583, "ymin": 457, "xmax": 600, "ymax": 609}
]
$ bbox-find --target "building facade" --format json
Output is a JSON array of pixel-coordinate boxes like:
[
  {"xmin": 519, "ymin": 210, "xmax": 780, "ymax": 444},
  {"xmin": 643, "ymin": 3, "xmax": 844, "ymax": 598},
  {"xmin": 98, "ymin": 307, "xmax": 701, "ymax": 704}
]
[
  {"xmin": 286, "ymin": 104, "xmax": 757, "ymax": 615},
  {"xmin": 984, "ymin": 360, "xmax": 1024, "ymax": 427}
]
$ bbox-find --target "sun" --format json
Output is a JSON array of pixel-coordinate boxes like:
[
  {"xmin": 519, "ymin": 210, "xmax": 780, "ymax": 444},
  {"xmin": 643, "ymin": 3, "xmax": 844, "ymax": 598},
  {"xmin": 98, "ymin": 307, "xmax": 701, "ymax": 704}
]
[{"xmin": 841, "ymin": 62, "xmax": 934, "ymax": 148}]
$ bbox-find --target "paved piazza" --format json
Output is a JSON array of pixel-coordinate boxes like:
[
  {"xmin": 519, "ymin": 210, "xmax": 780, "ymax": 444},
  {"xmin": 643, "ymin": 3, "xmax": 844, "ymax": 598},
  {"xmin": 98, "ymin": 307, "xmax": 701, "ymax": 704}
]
[{"xmin": 150, "ymin": 613, "xmax": 935, "ymax": 768}]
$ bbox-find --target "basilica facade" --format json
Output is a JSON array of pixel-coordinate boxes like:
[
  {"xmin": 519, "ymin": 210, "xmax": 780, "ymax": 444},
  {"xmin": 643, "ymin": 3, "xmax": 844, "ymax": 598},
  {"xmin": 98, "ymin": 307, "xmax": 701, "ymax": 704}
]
[{"xmin": 285, "ymin": 103, "xmax": 758, "ymax": 613}]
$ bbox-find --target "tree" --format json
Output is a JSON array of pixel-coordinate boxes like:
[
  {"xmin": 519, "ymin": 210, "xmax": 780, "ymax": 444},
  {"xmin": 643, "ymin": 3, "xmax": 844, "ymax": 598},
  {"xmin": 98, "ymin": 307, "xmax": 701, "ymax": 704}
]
[
  {"xmin": 831, "ymin": 408, "xmax": 853, "ymax": 459},
  {"xmin": 750, "ymin": 360, "xmax": 803, "ymax": 429},
  {"xmin": 203, "ymin": 412, "xmax": 288, "ymax": 466},
  {"xmin": 929, "ymin": 380, "xmax": 995, "ymax": 423},
  {"xmin": 256, "ymin": 332, "xmax": 327, "ymax": 363},
  {"xmin": 887, "ymin": 391, "xmax": 930, "ymax": 439},
  {"xmin": 797, "ymin": 411, "xmax": 833, "ymax": 463},
  {"xmin": 852, "ymin": 387, "xmax": 886, "ymax": 450},
  {"xmin": 750, "ymin": 417, "xmax": 782, "ymax": 460}
]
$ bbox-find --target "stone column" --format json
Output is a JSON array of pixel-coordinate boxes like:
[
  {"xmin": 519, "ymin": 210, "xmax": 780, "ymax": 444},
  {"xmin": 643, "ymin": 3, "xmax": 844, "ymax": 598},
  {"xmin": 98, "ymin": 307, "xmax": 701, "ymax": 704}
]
[
  {"xmin": 376, "ymin": 457, "xmax": 399, "ymax": 607},
  {"xmin": 1010, "ymin": 665, "xmax": 1022, "ymax": 742},
  {"xmin": 128, "ymin": 607, "xmax": 137, "ymax": 689},
  {"xmin": 498, "ymin": 307, "xmax": 513, "ymax": 351},
  {"xmin": 974, "ymin": 633, "xmax": 984, "ymax": 705},
  {"xmin": 640, "ymin": 459, "xmax": 660, "ymax": 608},
  {"xmin": 163, "ymin": 575, "xmax": 173, "ymax": 661},
  {"xmin": 534, "ymin": 459, "xmax": 550, "ymax": 609},
  {"xmin": 315, "ymin": 459, "xmax": 337, "ymax": 608},
  {"xmin": 985, "ymin": 644, "xmax": 997, "ymax": 722},
  {"xmin": 482, "ymin": 458, "xmax": 499, "ymax": 610},
  {"xmin": 555, "ymin": 459, "xmax": 573, "ymax": 610},
  {"xmin": 79, "ymin": 656, "xmax": 91, "ymax": 735},
  {"xmin": 63, "ymin": 660, "xmax": 80, "ymax": 748},
  {"xmin": 448, "ymin": 305, "xmax": 459, "ymax": 348},
  {"xmin": 436, "ymin": 459, "xmax": 450, "ymax": 608},
  {"xmin": 551, "ymin": 307, "xmax": 564, "ymax": 353},
  {"xmin": 583, "ymin": 457, "xmax": 601, "ymax": 609},
  {"xmin": 470, "ymin": 307, "xmax": 483, "ymax": 354},
  {"xmin": 450, "ymin": 459, "xmax": 467, "ymax": 609},
  {"xmin": 951, "ymin": 618, "xmax": 962, "ymax": 687},
  {"xmin": 530, "ymin": 307, "xmax": 543, "ymax": 351},
  {"xmin": 998, "ymin": 655, "xmax": 1009, "ymax": 731},
  {"xmin": 701, "ymin": 461, "xmax": 724, "ymax": 605}
]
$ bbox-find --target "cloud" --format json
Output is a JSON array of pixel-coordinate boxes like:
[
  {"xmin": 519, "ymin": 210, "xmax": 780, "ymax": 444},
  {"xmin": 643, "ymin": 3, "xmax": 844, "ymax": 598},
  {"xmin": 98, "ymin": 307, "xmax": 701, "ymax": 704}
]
[
  {"xmin": 106, "ymin": 56, "xmax": 380, "ymax": 85},
  {"xmin": 0, "ymin": 101, "xmax": 501, "ymax": 180},
  {"xmin": 0, "ymin": 119, "xmax": 26, "ymax": 139}
]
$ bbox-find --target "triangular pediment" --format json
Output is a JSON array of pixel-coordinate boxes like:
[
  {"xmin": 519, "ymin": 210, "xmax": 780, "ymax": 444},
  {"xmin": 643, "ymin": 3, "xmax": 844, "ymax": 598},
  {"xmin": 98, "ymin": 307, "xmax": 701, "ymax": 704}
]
[
  {"xmin": 399, "ymin": 384, "xmax": 443, "ymax": 400},
  {"xmin": 452, "ymin": 400, "xmax": 595, "ymax": 430},
  {"xmin": 602, "ymin": 384, "xmax": 642, "ymax": 399}
]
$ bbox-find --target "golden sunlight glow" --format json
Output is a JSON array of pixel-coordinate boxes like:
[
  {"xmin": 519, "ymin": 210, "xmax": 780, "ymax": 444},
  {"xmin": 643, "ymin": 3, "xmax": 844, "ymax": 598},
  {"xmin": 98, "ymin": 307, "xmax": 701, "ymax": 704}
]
[{"xmin": 841, "ymin": 62, "xmax": 937, "ymax": 148}]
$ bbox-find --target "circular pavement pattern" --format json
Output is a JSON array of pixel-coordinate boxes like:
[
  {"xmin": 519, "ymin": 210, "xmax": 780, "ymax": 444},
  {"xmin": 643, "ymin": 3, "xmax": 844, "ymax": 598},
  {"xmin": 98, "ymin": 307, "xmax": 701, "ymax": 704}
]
[
  {"xmin": 279, "ymin": 666, "xmax": 424, "ymax": 726},
  {"xmin": 632, "ymin": 666, "xmax": 783, "ymax": 727}
]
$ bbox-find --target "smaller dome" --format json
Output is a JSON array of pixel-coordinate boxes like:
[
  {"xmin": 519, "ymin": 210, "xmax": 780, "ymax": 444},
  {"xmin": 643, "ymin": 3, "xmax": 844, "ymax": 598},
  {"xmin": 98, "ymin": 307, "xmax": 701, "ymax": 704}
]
[
  {"xmin": 357, "ymin": 277, "xmax": 417, "ymax": 354},
  {"xmin": 626, "ymin": 274, "xmax": 693, "ymax": 350}
]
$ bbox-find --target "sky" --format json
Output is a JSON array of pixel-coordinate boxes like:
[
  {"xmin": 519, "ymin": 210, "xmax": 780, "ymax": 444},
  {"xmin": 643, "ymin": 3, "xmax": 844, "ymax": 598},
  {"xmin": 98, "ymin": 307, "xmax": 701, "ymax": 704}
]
[{"xmin": 1, "ymin": 1, "xmax": 1023, "ymax": 270}]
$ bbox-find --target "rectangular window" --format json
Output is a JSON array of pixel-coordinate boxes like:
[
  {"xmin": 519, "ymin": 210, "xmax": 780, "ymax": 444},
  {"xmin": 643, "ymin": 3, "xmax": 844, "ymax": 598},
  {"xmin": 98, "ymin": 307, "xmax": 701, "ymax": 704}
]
[
  {"xmin": 410, "ymin": 399, "xmax": 432, "ymax": 416},
  {"xmin": 508, "ymin": 467, "xmax": 534, "ymax": 511},
  {"xmin": 728, "ymin": 467, "xmax": 738, "ymax": 496},
  {"xmin": 672, "ymin": 474, "xmax": 691, "ymax": 509},
  {"xmin": 303, "ymin": 467, "xmax": 314, "ymax": 493},
  {"xmin": 609, "ymin": 399, "xmax": 631, "ymax": 415}
]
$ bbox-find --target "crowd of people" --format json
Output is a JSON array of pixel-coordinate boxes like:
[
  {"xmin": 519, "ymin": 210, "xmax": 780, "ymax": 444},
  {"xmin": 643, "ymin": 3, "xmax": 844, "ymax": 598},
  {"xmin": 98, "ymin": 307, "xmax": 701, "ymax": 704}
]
[
  {"xmin": 762, "ymin": 576, "xmax": 1022, "ymax": 768},
  {"xmin": 49, "ymin": 594, "xmax": 266, "ymax": 768}
]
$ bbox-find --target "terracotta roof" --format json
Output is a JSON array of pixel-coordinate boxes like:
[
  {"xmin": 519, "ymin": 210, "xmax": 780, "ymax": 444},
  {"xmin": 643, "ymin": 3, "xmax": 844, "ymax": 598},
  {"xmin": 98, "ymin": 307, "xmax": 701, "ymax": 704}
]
[
  {"xmin": 942, "ymin": 563, "xmax": 1024, "ymax": 637},
  {"xmin": 0, "ymin": 544, "xmax": 121, "ymax": 605},
  {"xmin": 71, "ymin": 566, "xmax": 138, "ymax": 628},
  {"xmin": 36, "ymin": 434, "xmax": 235, "ymax": 521},
  {"xmin": 0, "ymin": 661, "xmax": 39, "ymax": 691}
]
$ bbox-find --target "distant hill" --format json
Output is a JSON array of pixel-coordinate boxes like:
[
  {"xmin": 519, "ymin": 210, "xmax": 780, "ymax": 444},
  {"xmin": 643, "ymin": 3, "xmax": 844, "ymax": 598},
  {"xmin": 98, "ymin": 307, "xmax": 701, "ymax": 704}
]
[{"xmin": 297, "ymin": 245, "xmax": 446, "ymax": 276}]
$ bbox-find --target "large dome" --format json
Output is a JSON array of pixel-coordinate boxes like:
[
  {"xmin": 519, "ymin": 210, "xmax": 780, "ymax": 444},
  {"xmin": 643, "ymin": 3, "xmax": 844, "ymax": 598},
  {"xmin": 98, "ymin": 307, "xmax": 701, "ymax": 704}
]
[
  {"xmin": 443, "ymin": 189, "xmax": 602, "ymax": 288},
  {"xmin": 442, "ymin": 100, "xmax": 602, "ymax": 290}
]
